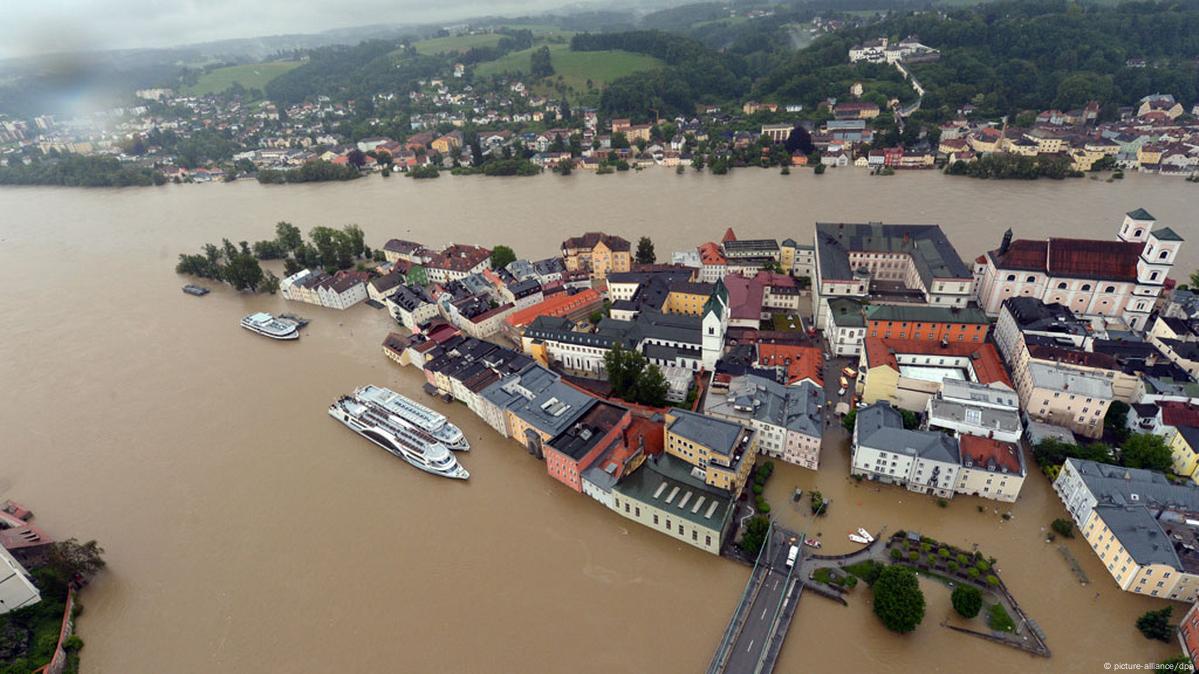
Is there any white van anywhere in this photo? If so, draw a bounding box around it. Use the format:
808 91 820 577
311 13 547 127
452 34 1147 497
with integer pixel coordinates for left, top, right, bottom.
786 544 799 568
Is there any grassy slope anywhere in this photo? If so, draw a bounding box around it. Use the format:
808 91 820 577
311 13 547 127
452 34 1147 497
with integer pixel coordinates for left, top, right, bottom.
412 34 503 54
184 61 300 95
474 44 664 93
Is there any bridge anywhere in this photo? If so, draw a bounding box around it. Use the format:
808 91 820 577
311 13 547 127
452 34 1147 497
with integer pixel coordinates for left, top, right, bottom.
707 523 805 674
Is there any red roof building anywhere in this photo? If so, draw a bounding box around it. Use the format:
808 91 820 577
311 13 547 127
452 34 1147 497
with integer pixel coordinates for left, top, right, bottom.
756 343 824 386
863 337 1012 387
958 435 1023 475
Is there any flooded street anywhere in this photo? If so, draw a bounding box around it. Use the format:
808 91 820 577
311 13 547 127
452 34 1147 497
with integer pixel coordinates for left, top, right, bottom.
0 169 1193 672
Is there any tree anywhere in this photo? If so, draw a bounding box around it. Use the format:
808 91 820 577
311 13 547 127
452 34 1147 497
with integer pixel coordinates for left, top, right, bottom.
951 585 982 619
1136 606 1173 642
871 566 925 634
345 149 367 168
491 245 516 270
530 46 555 79
842 409 856 432
1122 433 1173 472
47 538 106 581
635 237 656 265
223 250 265 291
814 163 826 175
631 364 669 407
1106 401 1131 444
739 515 770 556
275 221 303 251
1051 518 1075 538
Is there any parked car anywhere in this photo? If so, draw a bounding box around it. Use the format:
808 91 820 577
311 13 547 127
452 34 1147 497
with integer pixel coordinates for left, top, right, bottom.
842 367 858 378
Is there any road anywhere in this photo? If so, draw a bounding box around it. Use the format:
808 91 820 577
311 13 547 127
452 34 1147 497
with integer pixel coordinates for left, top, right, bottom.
721 529 801 674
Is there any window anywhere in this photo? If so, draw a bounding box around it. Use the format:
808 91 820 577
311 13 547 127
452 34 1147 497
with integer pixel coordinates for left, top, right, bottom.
1104 286 1115 293
1057 282 1068 290
1006 274 1016 282
1081 283 1091 291
1026 275 1036 283
1160 250 1170 260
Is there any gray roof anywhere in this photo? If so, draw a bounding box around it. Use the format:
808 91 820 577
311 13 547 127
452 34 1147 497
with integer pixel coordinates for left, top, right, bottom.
1027 361 1113 399
510 380 595 436
1095 505 1183 568
856 402 960 464
816 222 971 285
1069 458 1199 511
865 303 989 325
1127 208 1155 221
928 398 1021 435
703 374 823 439
613 453 733 528
668 408 748 458
1153 226 1183 242
1001 297 1089 335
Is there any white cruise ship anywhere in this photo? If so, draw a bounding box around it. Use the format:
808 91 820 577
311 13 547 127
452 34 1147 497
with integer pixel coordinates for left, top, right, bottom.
329 387 469 480
355 385 470 451
240 312 299 340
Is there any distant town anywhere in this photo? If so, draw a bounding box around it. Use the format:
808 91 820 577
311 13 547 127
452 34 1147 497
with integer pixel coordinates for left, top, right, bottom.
3 19 1199 186
174 206 1199 669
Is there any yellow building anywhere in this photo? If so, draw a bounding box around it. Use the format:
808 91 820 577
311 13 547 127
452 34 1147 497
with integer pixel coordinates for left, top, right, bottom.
560 232 632 279
779 238 797 274
1138 144 1164 166
663 282 712 316
664 408 758 494
1083 507 1199 601
1172 427 1199 483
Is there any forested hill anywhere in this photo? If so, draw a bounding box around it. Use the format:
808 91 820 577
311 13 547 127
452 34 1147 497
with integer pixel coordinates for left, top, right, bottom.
264 40 445 105
579 0 1199 121
758 0 1199 120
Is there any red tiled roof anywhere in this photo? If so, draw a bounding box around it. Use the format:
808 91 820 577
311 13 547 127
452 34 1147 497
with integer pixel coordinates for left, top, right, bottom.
722 228 737 243
757 343 824 385
504 288 601 328
1027 344 1117 370
863 337 1012 387
428 244 491 272
993 238 1142 282
699 242 726 265
1161 401 1199 428
959 435 1022 474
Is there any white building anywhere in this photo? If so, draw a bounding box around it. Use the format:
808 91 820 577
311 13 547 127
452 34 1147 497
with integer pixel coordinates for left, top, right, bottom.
975 210 1182 331
852 402 961 498
0 546 40 615
703 374 825 470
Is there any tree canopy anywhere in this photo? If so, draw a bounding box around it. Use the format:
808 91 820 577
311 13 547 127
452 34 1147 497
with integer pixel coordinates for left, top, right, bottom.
872 566 926 634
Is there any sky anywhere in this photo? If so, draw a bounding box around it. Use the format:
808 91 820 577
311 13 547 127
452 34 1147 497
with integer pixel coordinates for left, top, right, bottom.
1 0 616 59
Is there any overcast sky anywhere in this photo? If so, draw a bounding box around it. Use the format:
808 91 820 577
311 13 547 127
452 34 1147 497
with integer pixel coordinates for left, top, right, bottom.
2 0 611 59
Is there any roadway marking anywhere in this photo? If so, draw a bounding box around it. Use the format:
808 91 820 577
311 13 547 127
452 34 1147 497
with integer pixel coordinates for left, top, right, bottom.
761 606 768 620
746 639 755 652
773 579 779 590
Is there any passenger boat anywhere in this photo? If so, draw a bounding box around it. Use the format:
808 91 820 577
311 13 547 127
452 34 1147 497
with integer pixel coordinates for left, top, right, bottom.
803 537 821 549
848 533 871 545
354 385 469 451
329 386 469 480
240 312 299 340
857 528 875 543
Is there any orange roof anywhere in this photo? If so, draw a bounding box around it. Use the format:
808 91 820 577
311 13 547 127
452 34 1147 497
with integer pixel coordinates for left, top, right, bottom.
863 336 1011 387
504 288 601 329
958 435 1022 474
757 344 824 386
699 241 726 265
722 227 737 243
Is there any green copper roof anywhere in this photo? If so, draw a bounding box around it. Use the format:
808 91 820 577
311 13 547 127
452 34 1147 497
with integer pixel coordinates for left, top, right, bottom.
1127 208 1155 221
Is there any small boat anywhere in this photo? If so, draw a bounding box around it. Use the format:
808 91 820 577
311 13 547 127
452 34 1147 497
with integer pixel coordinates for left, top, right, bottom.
2 500 33 521
240 312 299 340
848 533 870 545
803 537 821 549
278 313 310 328
182 284 210 296
857 528 875 543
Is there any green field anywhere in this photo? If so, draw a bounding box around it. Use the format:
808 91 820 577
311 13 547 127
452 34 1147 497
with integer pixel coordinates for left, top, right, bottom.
474 44 664 93
412 33 504 54
184 61 300 95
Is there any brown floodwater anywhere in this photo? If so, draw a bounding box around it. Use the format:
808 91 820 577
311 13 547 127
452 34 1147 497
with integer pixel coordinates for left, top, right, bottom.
0 169 1195 673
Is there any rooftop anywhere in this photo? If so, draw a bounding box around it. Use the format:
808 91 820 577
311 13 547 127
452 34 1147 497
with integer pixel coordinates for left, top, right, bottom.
864 337 1012 387
815 222 972 286
1027 361 1114 399
548 400 629 461
957 435 1025 475
667 408 751 458
865 303 990 325
856 402 960 465
613 453 733 527
704 374 824 439
991 238 1144 282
